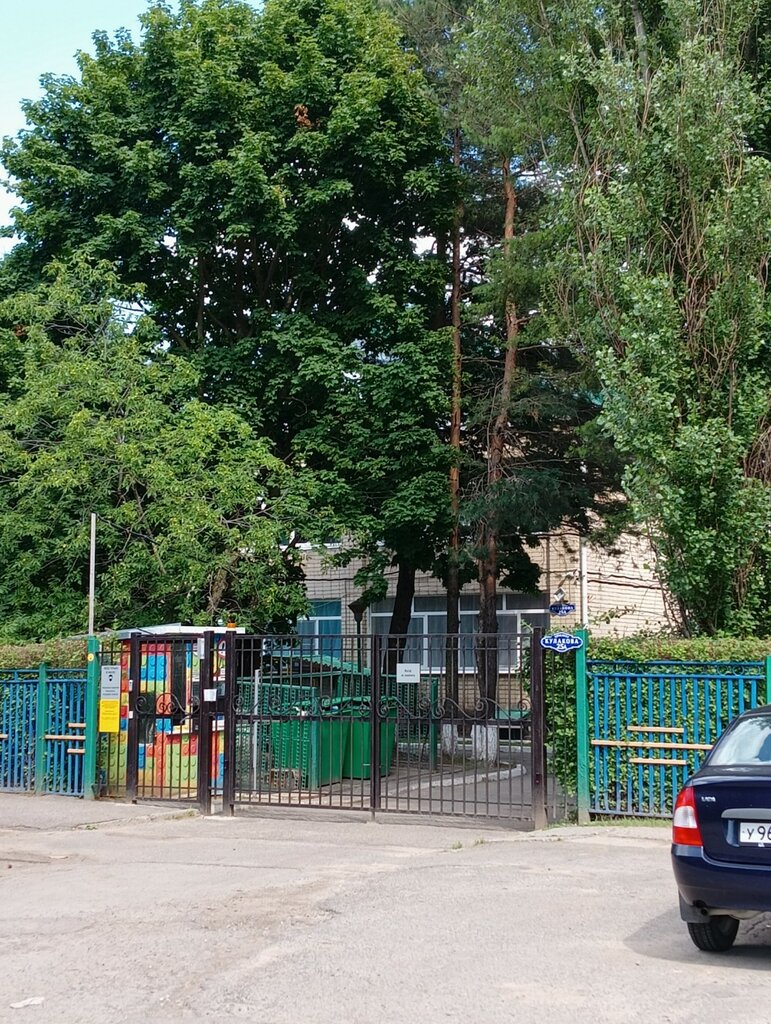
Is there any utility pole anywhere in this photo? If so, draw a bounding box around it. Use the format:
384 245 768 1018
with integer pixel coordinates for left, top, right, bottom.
88 512 96 636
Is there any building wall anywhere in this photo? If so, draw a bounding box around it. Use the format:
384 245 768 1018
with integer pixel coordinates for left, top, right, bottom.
536 532 670 637
300 528 670 637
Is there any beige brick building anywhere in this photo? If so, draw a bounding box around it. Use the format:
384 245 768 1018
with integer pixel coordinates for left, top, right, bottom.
299 529 670 640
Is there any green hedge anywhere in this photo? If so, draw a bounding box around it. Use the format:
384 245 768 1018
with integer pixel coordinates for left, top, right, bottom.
587 635 771 663
545 634 771 802
0 636 89 668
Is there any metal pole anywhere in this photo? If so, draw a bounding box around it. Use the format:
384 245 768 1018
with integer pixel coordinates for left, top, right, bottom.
88 513 97 636
369 633 382 817
530 629 547 830
83 637 99 800
578 535 589 628
575 627 590 825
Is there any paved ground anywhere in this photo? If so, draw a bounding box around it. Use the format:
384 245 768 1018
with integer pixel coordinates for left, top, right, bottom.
1 795 771 1023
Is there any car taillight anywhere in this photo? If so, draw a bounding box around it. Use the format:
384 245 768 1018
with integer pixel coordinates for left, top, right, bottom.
673 785 703 846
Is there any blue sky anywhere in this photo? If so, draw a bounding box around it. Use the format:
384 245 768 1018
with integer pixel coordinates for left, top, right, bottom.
1 0 151 253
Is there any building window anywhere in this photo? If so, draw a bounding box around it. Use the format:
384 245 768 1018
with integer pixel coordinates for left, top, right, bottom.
369 594 548 671
297 600 342 660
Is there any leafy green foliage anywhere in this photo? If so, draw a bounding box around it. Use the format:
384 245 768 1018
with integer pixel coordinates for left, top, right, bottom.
0 263 311 640
1 0 453 626
560 0 771 635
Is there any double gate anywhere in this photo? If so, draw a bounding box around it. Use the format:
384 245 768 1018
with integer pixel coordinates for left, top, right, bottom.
102 629 554 824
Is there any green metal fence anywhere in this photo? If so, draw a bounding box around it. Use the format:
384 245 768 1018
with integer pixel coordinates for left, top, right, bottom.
0 665 89 795
576 649 771 819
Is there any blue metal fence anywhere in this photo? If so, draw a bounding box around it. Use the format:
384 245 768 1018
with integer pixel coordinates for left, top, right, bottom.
585 657 771 818
0 670 38 791
0 666 88 796
43 670 88 795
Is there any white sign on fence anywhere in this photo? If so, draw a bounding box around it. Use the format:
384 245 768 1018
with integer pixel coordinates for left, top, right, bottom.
99 665 121 701
396 663 421 684
99 664 121 733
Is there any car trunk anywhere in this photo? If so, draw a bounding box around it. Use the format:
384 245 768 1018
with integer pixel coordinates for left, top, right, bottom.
693 770 771 865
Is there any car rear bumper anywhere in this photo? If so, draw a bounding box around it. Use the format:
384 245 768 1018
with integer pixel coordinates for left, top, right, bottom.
672 844 771 915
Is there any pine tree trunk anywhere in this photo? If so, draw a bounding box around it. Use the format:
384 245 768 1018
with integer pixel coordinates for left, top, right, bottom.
477 155 519 710
446 125 463 713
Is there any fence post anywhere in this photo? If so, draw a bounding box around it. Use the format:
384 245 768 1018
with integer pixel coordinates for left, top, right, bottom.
530 629 547 830
765 655 771 706
575 627 590 825
125 632 140 802
222 630 237 815
369 633 382 817
83 637 100 800
34 663 48 794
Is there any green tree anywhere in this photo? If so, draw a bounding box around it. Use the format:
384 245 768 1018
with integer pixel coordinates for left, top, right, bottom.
0 263 310 640
296 299 453 642
382 0 474 696
454 0 619 697
1 0 445 424
384 0 618 706
1 0 454 636
560 0 771 635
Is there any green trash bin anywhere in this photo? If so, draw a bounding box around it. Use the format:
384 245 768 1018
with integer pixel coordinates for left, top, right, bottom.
270 700 349 788
341 697 398 779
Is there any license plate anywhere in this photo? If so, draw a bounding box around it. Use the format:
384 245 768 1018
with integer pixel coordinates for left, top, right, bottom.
739 822 771 844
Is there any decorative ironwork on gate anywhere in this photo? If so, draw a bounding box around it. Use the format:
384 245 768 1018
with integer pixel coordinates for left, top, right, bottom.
225 630 553 824
98 633 225 810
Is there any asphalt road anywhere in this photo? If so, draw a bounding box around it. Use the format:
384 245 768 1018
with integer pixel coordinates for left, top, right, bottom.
1 795 771 1023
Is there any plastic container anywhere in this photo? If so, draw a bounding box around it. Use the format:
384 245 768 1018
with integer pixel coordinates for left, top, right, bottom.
270 701 350 788
340 697 398 780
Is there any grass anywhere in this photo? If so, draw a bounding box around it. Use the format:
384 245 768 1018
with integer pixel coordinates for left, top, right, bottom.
589 816 669 828
548 815 669 829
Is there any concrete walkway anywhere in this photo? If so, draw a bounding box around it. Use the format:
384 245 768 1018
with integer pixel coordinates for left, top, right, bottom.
1 794 770 1024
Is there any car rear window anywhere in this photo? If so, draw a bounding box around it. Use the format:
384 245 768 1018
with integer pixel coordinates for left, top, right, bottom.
710 715 771 766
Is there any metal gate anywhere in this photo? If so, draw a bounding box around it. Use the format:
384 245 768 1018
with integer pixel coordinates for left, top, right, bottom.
99 634 224 810
103 628 553 823
222 630 548 824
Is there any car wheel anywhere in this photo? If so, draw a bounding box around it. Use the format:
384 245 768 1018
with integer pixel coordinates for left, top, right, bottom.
686 915 739 952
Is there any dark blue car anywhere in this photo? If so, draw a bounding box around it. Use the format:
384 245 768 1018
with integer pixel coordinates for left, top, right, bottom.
672 705 771 951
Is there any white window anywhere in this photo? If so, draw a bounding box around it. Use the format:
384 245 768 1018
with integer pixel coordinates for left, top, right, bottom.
369 594 548 671
296 600 342 659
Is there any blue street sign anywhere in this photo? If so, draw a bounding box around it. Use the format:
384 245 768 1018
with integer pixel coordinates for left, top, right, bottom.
549 603 576 617
540 632 584 654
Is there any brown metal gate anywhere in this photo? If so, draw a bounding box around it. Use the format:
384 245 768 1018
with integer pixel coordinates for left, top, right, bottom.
119 633 222 811
221 629 548 825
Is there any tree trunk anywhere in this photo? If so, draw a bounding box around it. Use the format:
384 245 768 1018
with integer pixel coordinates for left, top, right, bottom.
386 562 416 676
477 155 519 710
446 125 463 713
